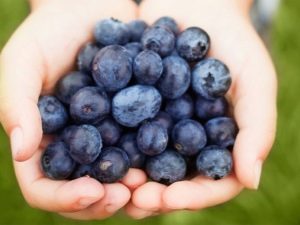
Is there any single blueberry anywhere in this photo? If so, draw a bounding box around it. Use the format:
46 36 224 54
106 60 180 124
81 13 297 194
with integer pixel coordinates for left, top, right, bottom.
137 122 168 156
70 87 110 124
69 125 102 164
133 50 163 85
92 45 132 92
151 111 174 135
205 117 238 149
94 18 130 46
77 43 100 74
196 145 233 180
172 119 207 156
41 141 76 180
92 147 130 183
55 71 93 104
157 56 191 99
70 164 94 179
95 117 122 146
112 85 162 127
192 58 232 100
165 94 194 121
124 42 143 59
153 16 179 35
118 133 146 168
127 20 148 42
141 26 175 57
176 27 210 62
38 96 68 134
195 96 228 120
146 149 186 184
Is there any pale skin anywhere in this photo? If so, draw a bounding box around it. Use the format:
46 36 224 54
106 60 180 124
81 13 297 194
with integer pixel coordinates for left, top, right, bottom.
0 0 277 220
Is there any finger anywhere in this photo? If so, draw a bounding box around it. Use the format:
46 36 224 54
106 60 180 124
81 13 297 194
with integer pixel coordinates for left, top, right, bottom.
120 168 148 191
125 203 157 220
60 183 131 220
162 175 243 210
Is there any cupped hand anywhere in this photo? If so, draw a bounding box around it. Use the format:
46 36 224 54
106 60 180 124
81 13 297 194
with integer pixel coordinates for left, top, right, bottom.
0 0 148 220
126 0 277 219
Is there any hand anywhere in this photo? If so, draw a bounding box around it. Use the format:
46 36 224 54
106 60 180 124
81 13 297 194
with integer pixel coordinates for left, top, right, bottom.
126 0 277 219
0 0 147 220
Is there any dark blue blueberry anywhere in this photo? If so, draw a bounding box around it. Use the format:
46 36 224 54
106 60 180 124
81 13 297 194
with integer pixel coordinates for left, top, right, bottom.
133 50 163 85
70 87 110 124
205 117 238 148
38 96 68 134
41 141 76 180
153 16 179 35
69 125 102 164
137 122 168 156
141 26 175 57
196 145 233 180
165 94 194 121
112 85 162 127
55 71 93 104
92 147 130 183
70 164 94 179
146 149 186 184
96 117 122 146
92 45 132 92
157 56 191 99
176 27 210 62
94 18 130 46
77 43 100 74
172 119 207 156
127 20 148 42
192 58 232 100
151 111 174 135
124 42 143 59
118 133 145 168
195 96 228 120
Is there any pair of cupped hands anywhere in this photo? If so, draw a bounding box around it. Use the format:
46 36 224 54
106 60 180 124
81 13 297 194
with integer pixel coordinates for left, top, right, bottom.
0 0 277 220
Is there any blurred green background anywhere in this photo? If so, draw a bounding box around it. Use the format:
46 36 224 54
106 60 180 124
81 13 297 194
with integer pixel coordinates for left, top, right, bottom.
0 0 299 224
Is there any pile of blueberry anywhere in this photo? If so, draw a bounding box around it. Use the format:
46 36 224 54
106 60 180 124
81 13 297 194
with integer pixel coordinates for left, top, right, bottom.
38 17 238 185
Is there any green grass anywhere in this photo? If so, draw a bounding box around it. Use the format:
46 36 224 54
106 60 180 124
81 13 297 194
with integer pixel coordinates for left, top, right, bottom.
1 0 300 224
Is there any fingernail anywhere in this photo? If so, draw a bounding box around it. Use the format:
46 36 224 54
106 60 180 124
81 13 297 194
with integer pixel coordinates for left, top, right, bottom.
254 160 262 189
79 197 98 207
10 127 23 159
105 204 120 213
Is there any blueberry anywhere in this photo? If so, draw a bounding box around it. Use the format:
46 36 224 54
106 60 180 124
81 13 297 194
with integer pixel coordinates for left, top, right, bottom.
77 43 100 74
55 71 93 104
112 85 162 127
38 96 68 134
172 119 207 156
137 122 168 156
133 50 163 85
153 16 179 35
157 56 191 99
196 146 233 180
41 141 76 180
94 18 130 46
92 147 130 183
176 27 210 62
165 94 194 121
59 125 77 145
96 117 122 146
146 150 186 184
124 42 143 58
151 111 174 135
195 96 228 120
71 164 94 179
69 125 102 164
70 87 110 124
118 133 146 168
92 45 132 92
127 20 148 42
141 26 175 57
192 58 231 100
205 117 238 148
